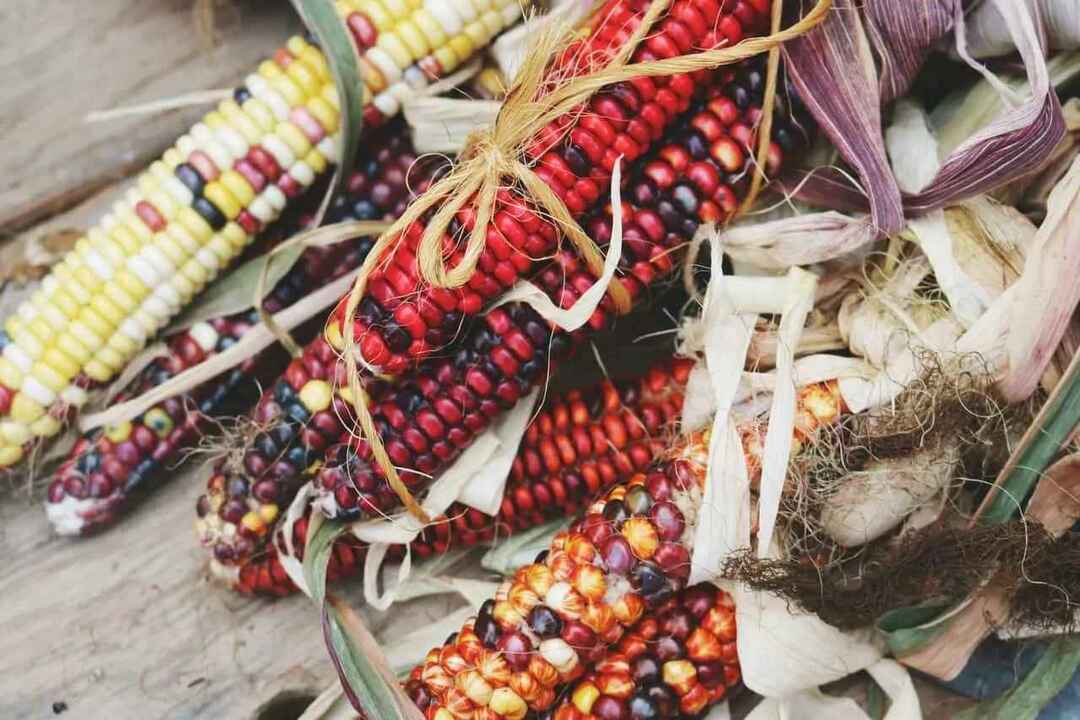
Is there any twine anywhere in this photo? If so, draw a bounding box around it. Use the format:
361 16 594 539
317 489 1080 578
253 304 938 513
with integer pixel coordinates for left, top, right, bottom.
339 0 834 522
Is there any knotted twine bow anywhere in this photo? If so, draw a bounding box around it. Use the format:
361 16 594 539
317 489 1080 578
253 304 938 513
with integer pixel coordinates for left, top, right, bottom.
339 0 834 523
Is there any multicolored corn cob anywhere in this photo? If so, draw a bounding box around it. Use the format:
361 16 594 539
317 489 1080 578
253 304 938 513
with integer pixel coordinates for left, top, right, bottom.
328 0 776 377
402 381 846 720
44 126 444 535
0 2 525 470
218 358 691 595
195 47 810 567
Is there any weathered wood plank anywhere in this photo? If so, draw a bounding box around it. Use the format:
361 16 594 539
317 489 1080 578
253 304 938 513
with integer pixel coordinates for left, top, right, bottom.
0 0 300 232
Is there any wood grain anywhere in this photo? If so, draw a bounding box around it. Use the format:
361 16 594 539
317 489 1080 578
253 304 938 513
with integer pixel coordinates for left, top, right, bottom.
0 0 300 232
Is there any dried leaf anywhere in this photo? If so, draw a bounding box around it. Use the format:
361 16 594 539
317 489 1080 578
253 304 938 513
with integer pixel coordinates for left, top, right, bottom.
720 211 879 272
863 0 956 103
404 97 500 154
1000 156 1080 401
0 228 80 283
886 100 940 194
783 1 904 235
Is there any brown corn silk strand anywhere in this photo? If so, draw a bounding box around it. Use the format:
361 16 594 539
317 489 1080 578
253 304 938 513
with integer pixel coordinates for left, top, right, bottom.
224 358 691 596
400 381 846 719
340 0 835 522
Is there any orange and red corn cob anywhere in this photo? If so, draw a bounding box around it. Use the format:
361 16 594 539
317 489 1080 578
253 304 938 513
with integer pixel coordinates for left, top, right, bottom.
46 127 443 535
222 358 691 595
402 381 845 720
332 0 776 377
196 51 810 567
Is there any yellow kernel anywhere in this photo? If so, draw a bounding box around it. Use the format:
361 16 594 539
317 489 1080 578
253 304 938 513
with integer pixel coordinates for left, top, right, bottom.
166 222 201 255
56 336 91 365
275 122 313 157
285 60 320 96
379 0 409 19
241 97 276 132
240 512 266 534
219 170 256 207
571 682 599 714
107 332 139 357
182 259 211 286
324 321 344 351
377 32 414 69
258 59 284 80
0 359 23 388
356 0 392 30
119 211 153 242
449 35 475 63
206 235 234 263
47 289 81 319
105 421 133 443
412 10 448 48
269 73 306 107
305 96 339 135
111 224 142 255
488 688 526 720
203 183 242 221
304 147 328 175
393 20 431 57
204 110 226 129
219 100 262 143
321 83 341 110
79 308 114 339
296 45 330 81
96 345 127 372
433 45 459 74
0 445 24 467
42 348 80 379
103 283 139 314
84 360 113 383
177 207 213 243
10 394 44 424
358 57 387 94
153 235 187 265
114 270 149 300
258 503 279 524
162 148 184 168
299 380 333 413
0 420 31 446
221 222 248 251
27 318 55 344
33 362 69 392
30 414 62 439
7 319 44 358
74 265 104 292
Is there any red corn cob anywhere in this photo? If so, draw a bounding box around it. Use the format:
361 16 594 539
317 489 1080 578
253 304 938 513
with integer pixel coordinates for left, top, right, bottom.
218 358 691 596
331 0 775 377
45 126 444 535
195 51 811 567
401 382 846 720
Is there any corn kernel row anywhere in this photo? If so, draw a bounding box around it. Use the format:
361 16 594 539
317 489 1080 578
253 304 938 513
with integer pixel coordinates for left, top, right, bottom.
44 125 443 535
193 54 809 567
0 0 526 469
217 358 690 596
403 380 845 719
330 0 774 377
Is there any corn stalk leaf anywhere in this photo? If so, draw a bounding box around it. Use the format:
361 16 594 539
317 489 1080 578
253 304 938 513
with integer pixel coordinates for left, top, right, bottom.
974 344 1080 524
290 0 363 204
323 595 425 720
301 519 423 719
954 636 1080 720
876 601 954 656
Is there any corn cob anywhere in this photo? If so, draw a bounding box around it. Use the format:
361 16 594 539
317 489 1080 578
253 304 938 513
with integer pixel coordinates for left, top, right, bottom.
195 51 809 566
43 126 445 535
402 381 846 720
221 358 690 595
327 0 775 377
0 1 525 470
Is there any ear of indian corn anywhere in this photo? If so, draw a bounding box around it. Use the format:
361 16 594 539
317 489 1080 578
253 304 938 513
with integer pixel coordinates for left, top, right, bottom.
401 381 846 720
194 48 811 567
217 358 691 595
0 0 526 470
44 126 446 536
327 0 775 377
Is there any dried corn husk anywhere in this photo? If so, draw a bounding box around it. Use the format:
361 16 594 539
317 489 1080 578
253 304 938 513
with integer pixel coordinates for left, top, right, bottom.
964 0 1080 57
